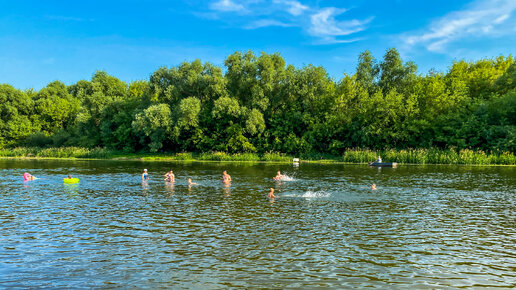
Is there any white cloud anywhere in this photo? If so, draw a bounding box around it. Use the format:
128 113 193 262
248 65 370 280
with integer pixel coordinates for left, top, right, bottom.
404 0 516 52
244 19 293 29
210 0 245 12
204 0 372 45
317 37 364 45
273 0 308 16
494 14 509 24
308 8 372 44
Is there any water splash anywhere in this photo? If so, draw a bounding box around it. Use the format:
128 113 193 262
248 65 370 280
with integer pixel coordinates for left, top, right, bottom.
279 174 296 181
283 190 331 198
302 190 330 198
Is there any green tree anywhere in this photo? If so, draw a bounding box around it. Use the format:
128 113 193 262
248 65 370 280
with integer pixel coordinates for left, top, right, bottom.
149 60 226 105
32 81 80 134
494 61 516 96
132 103 173 152
172 96 202 151
355 50 379 94
245 108 265 135
0 84 34 146
379 48 417 94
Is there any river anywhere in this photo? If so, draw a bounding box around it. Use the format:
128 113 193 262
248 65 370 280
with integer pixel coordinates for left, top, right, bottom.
1 159 515 288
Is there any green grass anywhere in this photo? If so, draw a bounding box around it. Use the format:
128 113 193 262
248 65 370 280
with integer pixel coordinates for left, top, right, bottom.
0 147 115 159
0 147 515 165
341 148 516 165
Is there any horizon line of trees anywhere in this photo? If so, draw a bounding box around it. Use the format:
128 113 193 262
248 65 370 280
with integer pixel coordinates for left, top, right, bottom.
1 48 515 154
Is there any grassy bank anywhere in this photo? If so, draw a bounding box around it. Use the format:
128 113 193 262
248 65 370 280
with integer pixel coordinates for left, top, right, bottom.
0 147 292 162
340 148 516 165
0 147 515 165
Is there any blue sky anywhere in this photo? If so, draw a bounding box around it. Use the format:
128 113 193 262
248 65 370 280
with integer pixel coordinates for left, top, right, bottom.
1 0 515 89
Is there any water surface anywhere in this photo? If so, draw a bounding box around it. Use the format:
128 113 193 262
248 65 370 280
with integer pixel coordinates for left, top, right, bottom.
1 159 515 288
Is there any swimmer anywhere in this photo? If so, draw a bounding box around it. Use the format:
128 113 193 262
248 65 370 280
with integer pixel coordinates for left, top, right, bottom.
222 171 231 184
188 178 197 186
268 188 276 199
66 174 73 179
371 183 377 190
142 169 149 182
164 170 174 182
23 172 36 181
273 170 285 181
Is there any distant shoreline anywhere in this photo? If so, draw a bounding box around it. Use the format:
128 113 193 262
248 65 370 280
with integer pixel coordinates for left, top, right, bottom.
1 147 515 165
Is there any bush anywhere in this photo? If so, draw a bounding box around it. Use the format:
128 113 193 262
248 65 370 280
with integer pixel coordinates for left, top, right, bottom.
261 152 291 162
23 132 52 148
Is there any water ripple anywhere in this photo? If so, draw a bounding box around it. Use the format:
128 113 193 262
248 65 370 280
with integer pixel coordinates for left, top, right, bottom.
0 160 515 288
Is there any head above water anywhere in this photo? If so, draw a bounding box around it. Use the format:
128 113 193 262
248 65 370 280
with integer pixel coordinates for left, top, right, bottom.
68 174 72 179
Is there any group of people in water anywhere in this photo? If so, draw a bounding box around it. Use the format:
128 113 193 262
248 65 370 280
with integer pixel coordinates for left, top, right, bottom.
24 172 77 181
24 162 379 199
139 168 377 199
140 168 286 198
143 169 198 187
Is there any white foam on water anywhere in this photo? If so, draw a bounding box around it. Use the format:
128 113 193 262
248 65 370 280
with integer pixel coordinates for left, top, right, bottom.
302 190 330 198
282 190 331 198
279 174 296 181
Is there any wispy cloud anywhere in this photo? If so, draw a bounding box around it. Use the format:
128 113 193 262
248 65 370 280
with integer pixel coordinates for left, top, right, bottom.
204 0 372 44
244 19 293 29
308 8 372 44
404 0 516 52
272 0 308 16
210 0 246 12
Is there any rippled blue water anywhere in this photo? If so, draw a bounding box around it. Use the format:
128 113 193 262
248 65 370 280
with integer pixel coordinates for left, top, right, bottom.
1 159 515 288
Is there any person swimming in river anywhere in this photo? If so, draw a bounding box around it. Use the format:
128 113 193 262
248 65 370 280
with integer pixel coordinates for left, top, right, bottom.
142 169 149 182
222 171 231 184
66 174 73 179
268 188 276 199
23 172 36 181
371 183 377 190
188 178 197 186
164 170 175 182
273 170 285 181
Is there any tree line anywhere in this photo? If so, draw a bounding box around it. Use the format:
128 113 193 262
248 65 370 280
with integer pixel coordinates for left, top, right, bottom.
1 48 515 155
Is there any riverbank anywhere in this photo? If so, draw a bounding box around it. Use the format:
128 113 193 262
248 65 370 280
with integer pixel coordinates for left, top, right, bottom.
1 147 515 165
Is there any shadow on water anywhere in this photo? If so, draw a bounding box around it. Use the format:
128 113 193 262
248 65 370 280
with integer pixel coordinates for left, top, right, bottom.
0 159 515 288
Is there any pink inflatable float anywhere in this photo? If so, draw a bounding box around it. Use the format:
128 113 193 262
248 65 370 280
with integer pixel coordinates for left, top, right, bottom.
23 172 35 181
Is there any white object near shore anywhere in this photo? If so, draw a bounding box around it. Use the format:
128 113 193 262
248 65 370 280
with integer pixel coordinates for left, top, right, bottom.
293 158 300 163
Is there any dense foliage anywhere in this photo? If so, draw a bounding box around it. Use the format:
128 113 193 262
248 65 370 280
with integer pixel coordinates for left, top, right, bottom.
2 49 515 155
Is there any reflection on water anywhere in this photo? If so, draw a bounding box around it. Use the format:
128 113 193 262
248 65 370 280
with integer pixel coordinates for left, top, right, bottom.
164 181 174 195
223 182 231 196
0 159 515 288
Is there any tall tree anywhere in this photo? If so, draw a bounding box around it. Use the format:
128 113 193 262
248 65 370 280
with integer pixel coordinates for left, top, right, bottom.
0 84 34 146
33 81 80 134
355 50 379 94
